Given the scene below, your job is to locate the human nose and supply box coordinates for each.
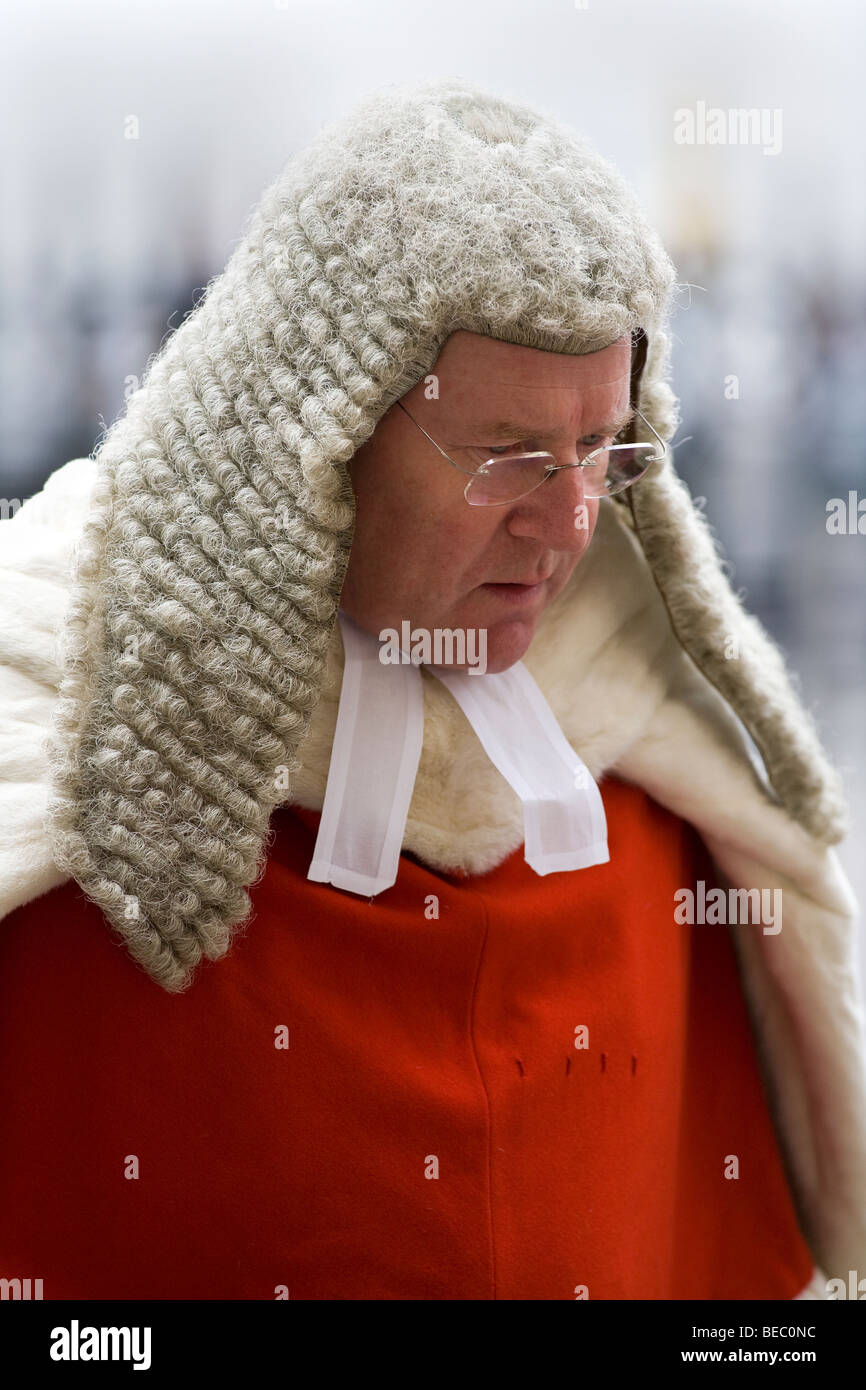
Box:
[504,462,593,550]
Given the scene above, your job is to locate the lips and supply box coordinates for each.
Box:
[489,573,553,585]
[479,579,550,604]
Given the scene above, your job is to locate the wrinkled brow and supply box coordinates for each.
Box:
[467,403,636,440]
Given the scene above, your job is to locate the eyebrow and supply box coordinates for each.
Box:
[460,403,636,442]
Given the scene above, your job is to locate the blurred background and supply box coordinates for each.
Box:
[1,0,864,971]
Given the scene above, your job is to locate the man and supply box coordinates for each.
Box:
[0,76,864,1301]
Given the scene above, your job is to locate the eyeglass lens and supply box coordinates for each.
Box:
[465,444,658,506]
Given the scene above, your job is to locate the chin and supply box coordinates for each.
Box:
[481,617,539,674]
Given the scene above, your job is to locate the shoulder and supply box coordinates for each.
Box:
[0,458,96,924]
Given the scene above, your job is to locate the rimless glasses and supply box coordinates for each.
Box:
[395,399,666,507]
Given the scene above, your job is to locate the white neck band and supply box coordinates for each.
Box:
[307,610,609,896]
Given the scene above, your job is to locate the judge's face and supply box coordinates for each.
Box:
[340,329,633,674]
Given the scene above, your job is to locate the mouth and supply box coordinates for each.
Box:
[479,578,550,603]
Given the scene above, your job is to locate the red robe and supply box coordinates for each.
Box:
[0,775,814,1300]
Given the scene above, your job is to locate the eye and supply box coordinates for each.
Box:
[463,443,526,461]
[475,433,614,460]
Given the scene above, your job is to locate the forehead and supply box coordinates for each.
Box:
[420,329,633,423]
[434,328,633,382]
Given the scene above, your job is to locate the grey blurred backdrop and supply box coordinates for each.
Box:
[1,0,864,971]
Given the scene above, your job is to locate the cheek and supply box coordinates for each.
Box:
[345,483,499,617]
[409,517,500,605]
